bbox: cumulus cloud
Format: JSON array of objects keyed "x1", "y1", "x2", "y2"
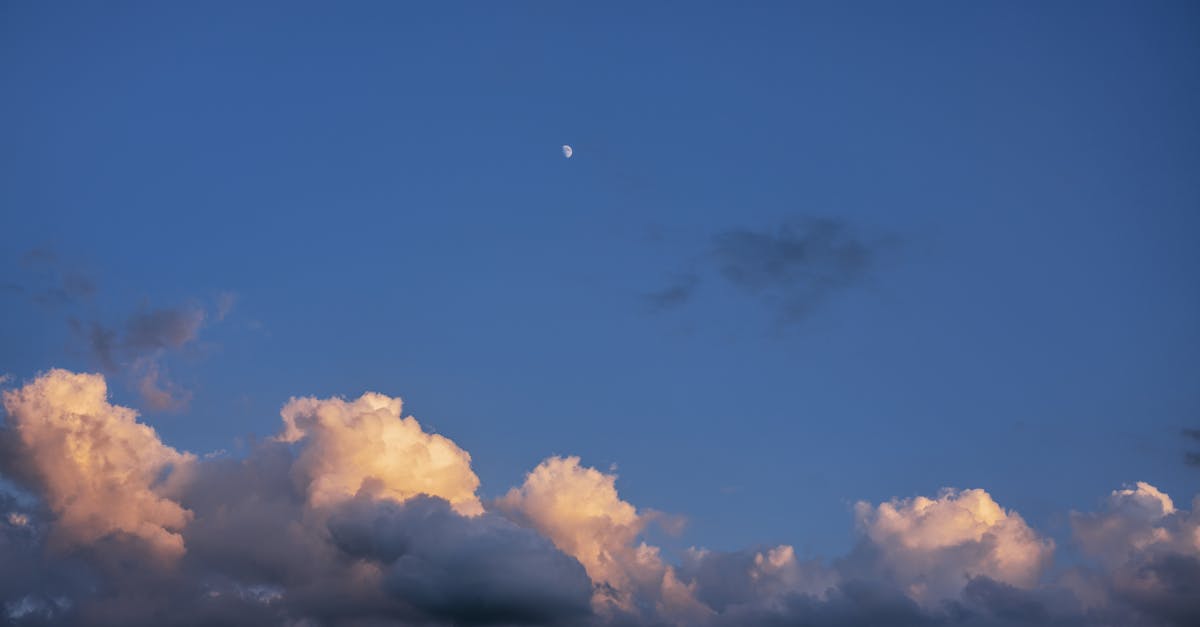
[
  {"x1": 278, "y1": 392, "x2": 483, "y2": 515},
  {"x1": 1067, "y1": 482, "x2": 1200, "y2": 625},
  {"x1": 496, "y1": 456, "x2": 680, "y2": 614},
  {"x1": 851, "y1": 488, "x2": 1054, "y2": 603},
  {"x1": 330, "y1": 495, "x2": 593, "y2": 625},
  {"x1": 678, "y1": 545, "x2": 837, "y2": 614},
  {"x1": 2, "y1": 369, "x2": 1198, "y2": 627},
  {"x1": 497, "y1": 457, "x2": 644, "y2": 591},
  {"x1": 1, "y1": 370, "x2": 194, "y2": 558}
]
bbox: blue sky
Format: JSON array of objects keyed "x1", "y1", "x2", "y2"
[{"x1": 2, "y1": 0, "x2": 1198, "y2": 567}]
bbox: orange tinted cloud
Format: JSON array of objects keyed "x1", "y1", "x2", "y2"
[
  {"x1": 278, "y1": 392, "x2": 483, "y2": 515},
  {"x1": 1, "y1": 370, "x2": 193, "y2": 558}
]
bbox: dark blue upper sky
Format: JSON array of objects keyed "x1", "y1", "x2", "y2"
[{"x1": 2, "y1": 1, "x2": 1198, "y2": 557}]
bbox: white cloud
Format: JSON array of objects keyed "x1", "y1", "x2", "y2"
[
  {"x1": 496, "y1": 455, "x2": 697, "y2": 617},
  {"x1": 1, "y1": 370, "x2": 193, "y2": 558},
  {"x1": 277, "y1": 391, "x2": 483, "y2": 515},
  {"x1": 854, "y1": 488, "x2": 1054, "y2": 603}
]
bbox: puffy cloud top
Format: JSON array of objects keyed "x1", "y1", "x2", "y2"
[
  {"x1": 1073, "y1": 482, "x2": 1198, "y2": 563},
  {"x1": 278, "y1": 392, "x2": 483, "y2": 516},
  {"x1": 497, "y1": 457, "x2": 644, "y2": 594},
  {"x1": 854, "y1": 488, "x2": 1053, "y2": 602},
  {"x1": 1, "y1": 370, "x2": 193, "y2": 558},
  {"x1": 496, "y1": 455, "x2": 698, "y2": 617}
]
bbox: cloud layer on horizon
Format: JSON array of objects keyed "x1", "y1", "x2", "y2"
[{"x1": 1, "y1": 369, "x2": 1197, "y2": 626}]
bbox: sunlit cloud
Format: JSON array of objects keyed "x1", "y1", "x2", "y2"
[
  {"x1": 278, "y1": 391, "x2": 483, "y2": 516},
  {"x1": 1, "y1": 370, "x2": 193, "y2": 559},
  {"x1": 0, "y1": 369, "x2": 1197, "y2": 626}
]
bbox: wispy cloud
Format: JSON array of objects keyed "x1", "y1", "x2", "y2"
[
  {"x1": 69, "y1": 305, "x2": 208, "y2": 411},
  {"x1": 8, "y1": 247, "x2": 233, "y2": 412},
  {"x1": 1183, "y1": 428, "x2": 1200, "y2": 468},
  {"x1": 712, "y1": 217, "x2": 880, "y2": 321},
  {"x1": 646, "y1": 216, "x2": 892, "y2": 325}
]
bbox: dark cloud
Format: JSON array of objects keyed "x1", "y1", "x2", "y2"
[
  {"x1": 0, "y1": 494, "x2": 89, "y2": 627},
  {"x1": 7, "y1": 248, "x2": 226, "y2": 412},
  {"x1": 1092, "y1": 553, "x2": 1200, "y2": 627},
  {"x1": 645, "y1": 217, "x2": 889, "y2": 325},
  {"x1": 710, "y1": 580, "x2": 931, "y2": 627},
  {"x1": 68, "y1": 320, "x2": 119, "y2": 373},
  {"x1": 711, "y1": 217, "x2": 880, "y2": 322},
  {"x1": 1183, "y1": 428, "x2": 1200, "y2": 468},
  {"x1": 123, "y1": 308, "x2": 205, "y2": 353},
  {"x1": 330, "y1": 495, "x2": 594, "y2": 626},
  {"x1": 66, "y1": 306, "x2": 206, "y2": 411},
  {"x1": 134, "y1": 361, "x2": 193, "y2": 413}
]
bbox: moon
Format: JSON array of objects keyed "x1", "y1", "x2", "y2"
[{"x1": 562, "y1": 145, "x2": 573, "y2": 159}]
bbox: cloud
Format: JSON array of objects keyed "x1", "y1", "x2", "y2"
[
  {"x1": 122, "y1": 307, "x2": 205, "y2": 353},
  {"x1": 711, "y1": 217, "x2": 881, "y2": 321},
  {"x1": 1, "y1": 370, "x2": 194, "y2": 559},
  {"x1": 68, "y1": 305, "x2": 208, "y2": 411},
  {"x1": 678, "y1": 545, "x2": 837, "y2": 614},
  {"x1": 6, "y1": 247, "x2": 228, "y2": 412},
  {"x1": 495, "y1": 456, "x2": 714, "y2": 624},
  {"x1": 134, "y1": 359, "x2": 193, "y2": 413},
  {"x1": 329, "y1": 495, "x2": 594, "y2": 625},
  {"x1": 1183, "y1": 428, "x2": 1200, "y2": 468},
  {"x1": 1066, "y1": 482, "x2": 1200, "y2": 626},
  {"x1": 277, "y1": 391, "x2": 483, "y2": 515},
  {"x1": 850, "y1": 488, "x2": 1054, "y2": 603},
  {"x1": 496, "y1": 457, "x2": 664, "y2": 612},
  {"x1": 644, "y1": 216, "x2": 889, "y2": 325},
  {"x1": 2, "y1": 369, "x2": 1198, "y2": 627}
]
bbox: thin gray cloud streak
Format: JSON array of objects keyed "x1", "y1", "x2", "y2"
[
  {"x1": 8, "y1": 247, "x2": 229, "y2": 412},
  {"x1": 645, "y1": 216, "x2": 891, "y2": 324}
]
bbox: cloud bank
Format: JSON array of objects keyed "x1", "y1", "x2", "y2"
[{"x1": 1, "y1": 369, "x2": 1197, "y2": 626}]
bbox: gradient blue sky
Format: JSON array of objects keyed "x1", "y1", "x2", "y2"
[{"x1": 2, "y1": 1, "x2": 1198, "y2": 559}]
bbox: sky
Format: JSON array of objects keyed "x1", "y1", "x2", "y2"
[{"x1": 1, "y1": 2, "x2": 1199, "y2": 626}]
